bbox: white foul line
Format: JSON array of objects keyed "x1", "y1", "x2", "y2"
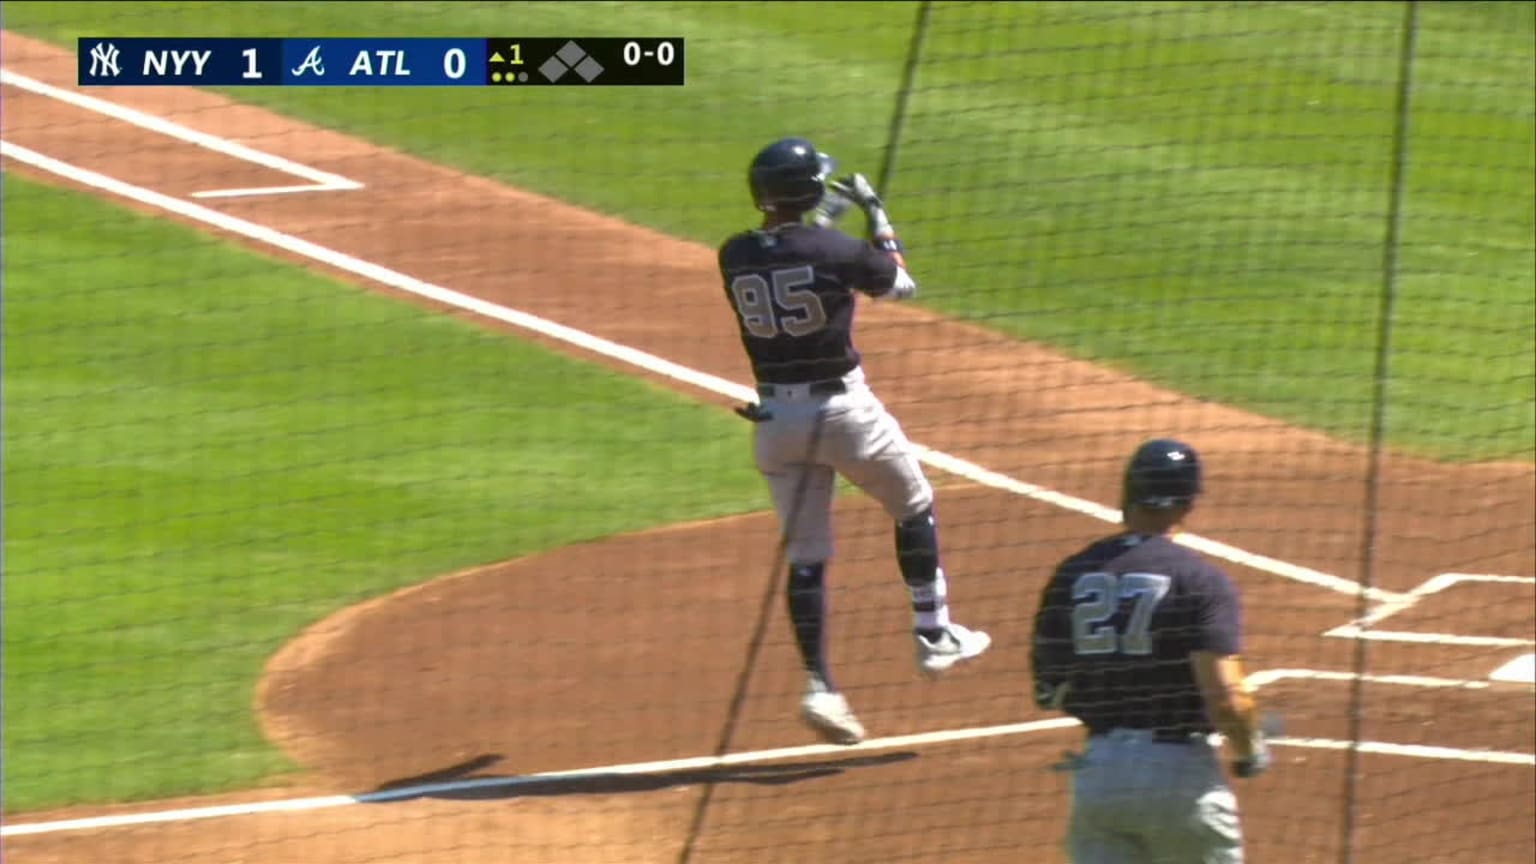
[
  {"x1": 355, "y1": 717, "x2": 1084, "y2": 803},
  {"x1": 0, "y1": 136, "x2": 1403, "y2": 607},
  {"x1": 5, "y1": 671, "x2": 1529, "y2": 837},
  {"x1": 0, "y1": 794, "x2": 360, "y2": 838},
  {"x1": 0, "y1": 69, "x2": 363, "y2": 198},
  {"x1": 0, "y1": 718, "x2": 1081, "y2": 837}
]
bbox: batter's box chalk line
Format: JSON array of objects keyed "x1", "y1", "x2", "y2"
[
  {"x1": 1323, "y1": 572, "x2": 1536, "y2": 651},
  {"x1": 1, "y1": 69, "x2": 365, "y2": 198}
]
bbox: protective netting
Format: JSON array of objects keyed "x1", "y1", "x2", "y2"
[{"x1": 3, "y1": 2, "x2": 1530, "y2": 862}]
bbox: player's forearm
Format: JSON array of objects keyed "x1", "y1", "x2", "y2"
[
  {"x1": 832, "y1": 174, "x2": 907, "y2": 262},
  {"x1": 866, "y1": 205, "x2": 899, "y2": 250},
  {"x1": 1206, "y1": 680, "x2": 1263, "y2": 760}
]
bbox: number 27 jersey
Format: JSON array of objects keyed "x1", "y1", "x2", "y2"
[
  {"x1": 717, "y1": 223, "x2": 899, "y2": 384},
  {"x1": 1031, "y1": 532, "x2": 1243, "y2": 735}
]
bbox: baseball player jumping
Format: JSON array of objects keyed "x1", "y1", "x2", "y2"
[
  {"x1": 717, "y1": 137, "x2": 992, "y2": 746},
  {"x1": 1031, "y1": 439, "x2": 1271, "y2": 863}
]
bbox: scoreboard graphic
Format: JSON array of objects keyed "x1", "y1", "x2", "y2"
[{"x1": 78, "y1": 37, "x2": 685, "y2": 87}]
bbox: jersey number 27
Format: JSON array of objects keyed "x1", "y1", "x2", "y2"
[
  {"x1": 729, "y1": 266, "x2": 828, "y2": 338},
  {"x1": 1071, "y1": 571, "x2": 1171, "y2": 656}
]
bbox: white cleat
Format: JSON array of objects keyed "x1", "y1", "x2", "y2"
[
  {"x1": 800, "y1": 685, "x2": 866, "y2": 746},
  {"x1": 915, "y1": 623, "x2": 992, "y2": 678}
]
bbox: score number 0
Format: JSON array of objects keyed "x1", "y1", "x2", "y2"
[{"x1": 623, "y1": 41, "x2": 676, "y2": 66}]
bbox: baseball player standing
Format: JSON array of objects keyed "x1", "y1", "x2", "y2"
[
  {"x1": 1031, "y1": 438, "x2": 1271, "y2": 863},
  {"x1": 717, "y1": 137, "x2": 991, "y2": 746}
]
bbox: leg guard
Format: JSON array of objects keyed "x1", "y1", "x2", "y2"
[
  {"x1": 896, "y1": 508, "x2": 951, "y2": 634},
  {"x1": 786, "y1": 562, "x2": 831, "y2": 686},
  {"x1": 894, "y1": 507, "x2": 940, "y2": 588}
]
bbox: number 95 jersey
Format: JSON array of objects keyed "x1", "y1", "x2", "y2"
[
  {"x1": 1031, "y1": 532, "x2": 1243, "y2": 736},
  {"x1": 718, "y1": 223, "x2": 901, "y2": 385}
]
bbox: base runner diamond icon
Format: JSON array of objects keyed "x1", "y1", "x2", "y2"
[
  {"x1": 574, "y1": 56, "x2": 604, "y2": 82},
  {"x1": 538, "y1": 55, "x2": 567, "y2": 82},
  {"x1": 556, "y1": 41, "x2": 587, "y2": 67}
]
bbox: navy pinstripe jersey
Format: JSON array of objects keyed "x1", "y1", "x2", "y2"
[
  {"x1": 1031, "y1": 532, "x2": 1243, "y2": 736},
  {"x1": 718, "y1": 223, "x2": 898, "y2": 384}
]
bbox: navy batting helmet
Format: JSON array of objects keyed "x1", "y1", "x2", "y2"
[
  {"x1": 749, "y1": 137, "x2": 838, "y2": 214},
  {"x1": 1122, "y1": 438, "x2": 1203, "y2": 510}
]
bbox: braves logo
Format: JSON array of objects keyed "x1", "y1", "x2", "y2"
[{"x1": 290, "y1": 46, "x2": 326, "y2": 77}]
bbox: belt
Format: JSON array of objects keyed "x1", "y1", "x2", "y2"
[
  {"x1": 757, "y1": 379, "x2": 847, "y2": 398},
  {"x1": 1091, "y1": 728, "x2": 1210, "y2": 746}
]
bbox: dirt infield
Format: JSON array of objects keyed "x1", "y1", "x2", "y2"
[{"x1": 4, "y1": 31, "x2": 1533, "y2": 864}]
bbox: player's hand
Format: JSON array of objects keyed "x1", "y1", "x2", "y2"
[
  {"x1": 1034, "y1": 679, "x2": 1070, "y2": 711},
  {"x1": 1232, "y1": 739, "x2": 1272, "y2": 779},
  {"x1": 887, "y1": 267, "x2": 918, "y2": 300},
  {"x1": 810, "y1": 188, "x2": 855, "y2": 227},
  {"x1": 832, "y1": 174, "x2": 903, "y2": 255},
  {"x1": 832, "y1": 173, "x2": 883, "y2": 211},
  {"x1": 733, "y1": 402, "x2": 773, "y2": 423}
]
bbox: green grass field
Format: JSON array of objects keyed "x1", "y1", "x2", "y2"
[
  {"x1": 2, "y1": 174, "x2": 766, "y2": 811},
  {"x1": 9, "y1": 0, "x2": 1532, "y2": 460},
  {"x1": 3, "y1": 0, "x2": 1533, "y2": 816}
]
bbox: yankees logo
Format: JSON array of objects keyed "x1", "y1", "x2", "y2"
[
  {"x1": 87, "y1": 42, "x2": 121, "y2": 78},
  {"x1": 290, "y1": 46, "x2": 325, "y2": 77}
]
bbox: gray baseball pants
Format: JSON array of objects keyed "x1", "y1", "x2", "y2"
[{"x1": 1066, "y1": 729, "x2": 1245, "y2": 864}]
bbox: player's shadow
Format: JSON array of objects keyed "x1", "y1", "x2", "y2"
[{"x1": 363, "y1": 751, "x2": 919, "y2": 803}]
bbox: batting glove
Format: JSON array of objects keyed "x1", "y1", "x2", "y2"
[
  {"x1": 833, "y1": 173, "x2": 883, "y2": 210},
  {"x1": 886, "y1": 267, "x2": 918, "y2": 300},
  {"x1": 831, "y1": 174, "x2": 903, "y2": 255}
]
